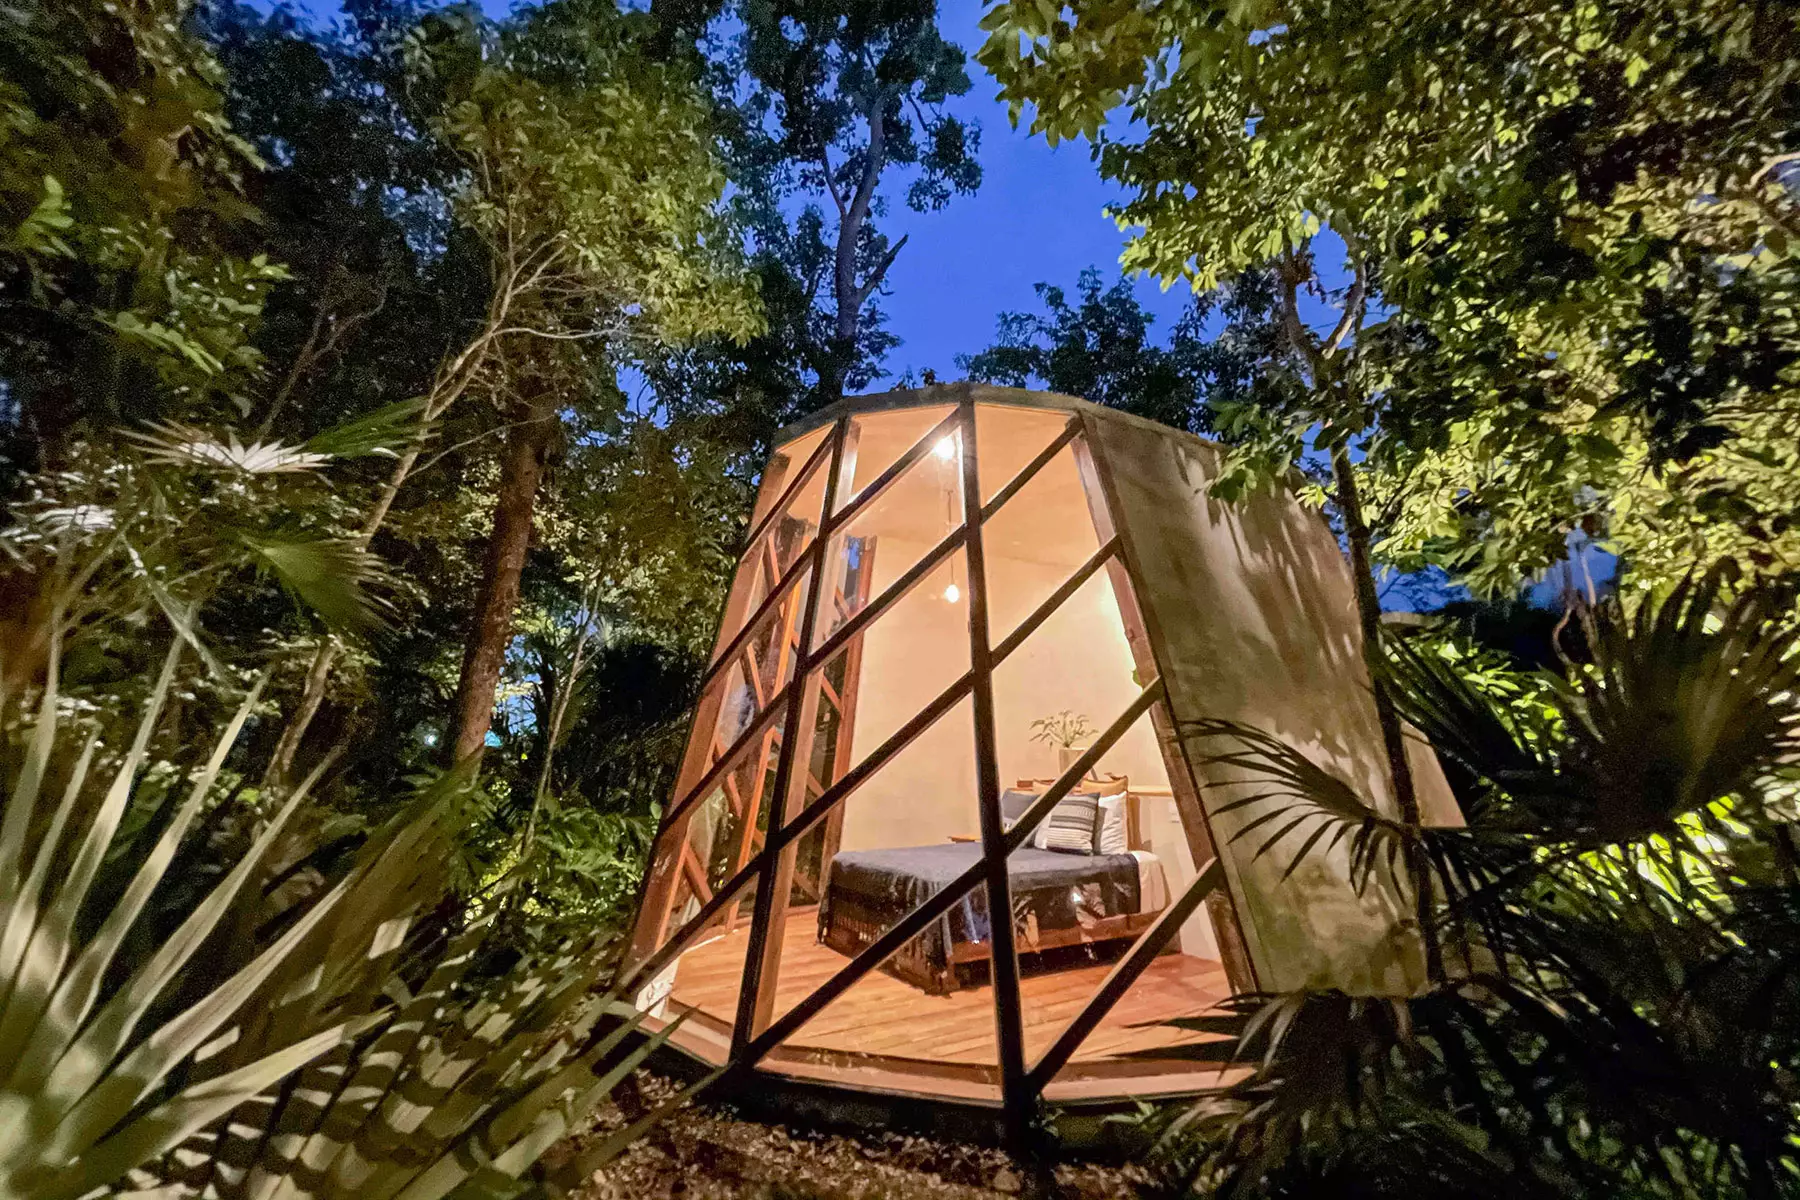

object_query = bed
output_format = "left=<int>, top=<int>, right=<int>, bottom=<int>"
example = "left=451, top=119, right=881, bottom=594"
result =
left=817, top=833, right=1168, bottom=995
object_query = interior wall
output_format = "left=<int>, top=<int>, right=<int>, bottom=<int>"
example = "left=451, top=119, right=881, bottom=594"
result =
left=836, top=544, right=1177, bottom=854
left=985, top=552, right=1166, bottom=791
left=838, top=535, right=977, bottom=851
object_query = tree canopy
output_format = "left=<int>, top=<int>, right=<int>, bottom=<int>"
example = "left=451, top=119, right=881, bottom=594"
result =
left=958, top=265, right=1283, bottom=435
left=979, top=0, right=1800, bottom=598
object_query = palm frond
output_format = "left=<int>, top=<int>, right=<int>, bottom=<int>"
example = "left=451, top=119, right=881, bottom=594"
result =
left=303, top=397, right=431, bottom=460
left=127, top=421, right=333, bottom=474
left=242, top=535, right=393, bottom=632
left=1557, top=566, right=1800, bottom=844
left=1185, top=717, right=1412, bottom=894
left=1377, top=636, right=1555, bottom=826
left=0, top=655, right=363, bottom=1199
left=0, top=650, right=700, bottom=1199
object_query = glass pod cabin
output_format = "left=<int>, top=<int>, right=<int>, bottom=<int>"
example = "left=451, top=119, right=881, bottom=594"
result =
left=619, top=384, right=1459, bottom=1113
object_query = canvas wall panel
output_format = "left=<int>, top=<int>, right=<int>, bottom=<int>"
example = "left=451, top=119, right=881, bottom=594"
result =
left=1085, top=413, right=1459, bottom=994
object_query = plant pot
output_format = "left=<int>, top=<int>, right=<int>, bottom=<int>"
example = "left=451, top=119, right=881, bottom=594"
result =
left=1057, top=744, right=1093, bottom=777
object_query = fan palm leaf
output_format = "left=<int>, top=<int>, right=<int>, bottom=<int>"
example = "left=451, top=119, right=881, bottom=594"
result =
left=0, top=650, right=372, bottom=1200
left=1554, top=568, right=1800, bottom=845
left=0, top=648, right=703, bottom=1200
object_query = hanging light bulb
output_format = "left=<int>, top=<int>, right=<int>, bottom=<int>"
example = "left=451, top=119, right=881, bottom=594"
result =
left=933, top=434, right=957, bottom=460
left=943, top=582, right=961, bottom=604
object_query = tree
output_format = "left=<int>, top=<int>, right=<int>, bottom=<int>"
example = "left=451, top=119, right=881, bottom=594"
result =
left=729, top=0, right=982, bottom=402
left=0, top=0, right=285, bottom=474
left=978, top=0, right=1800, bottom=601
left=410, top=0, right=761, bottom=764
left=959, top=265, right=1282, bottom=435
left=215, top=0, right=759, bottom=783
left=630, top=1, right=983, bottom=489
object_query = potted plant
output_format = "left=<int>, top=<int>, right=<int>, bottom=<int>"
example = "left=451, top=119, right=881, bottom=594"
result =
left=1029, top=710, right=1097, bottom=775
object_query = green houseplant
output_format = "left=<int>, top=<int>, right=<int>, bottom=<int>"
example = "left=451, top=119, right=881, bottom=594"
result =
left=1030, top=710, right=1098, bottom=776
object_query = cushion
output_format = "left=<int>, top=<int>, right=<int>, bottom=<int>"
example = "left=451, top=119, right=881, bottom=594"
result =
left=1031, top=792, right=1101, bottom=855
left=1000, top=788, right=1038, bottom=830
left=1094, top=792, right=1130, bottom=855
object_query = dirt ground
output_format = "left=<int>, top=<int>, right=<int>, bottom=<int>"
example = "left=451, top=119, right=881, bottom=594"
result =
left=562, top=1075, right=1161, bottom=1200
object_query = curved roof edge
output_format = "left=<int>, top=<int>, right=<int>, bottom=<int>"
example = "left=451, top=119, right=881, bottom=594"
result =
left=771, top=381, right=1226, bottom=454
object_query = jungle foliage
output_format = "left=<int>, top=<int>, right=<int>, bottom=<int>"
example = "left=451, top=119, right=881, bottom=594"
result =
left=980, top=0, right=1800, bottom=600
left=0, top=0, right=980, bottom=1188
left=1150, top=571, right=1800, bottom=1199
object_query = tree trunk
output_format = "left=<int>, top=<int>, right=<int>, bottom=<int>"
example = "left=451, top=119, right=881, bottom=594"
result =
left=1331, top=448, right=1418, bottom=824
left=446, top=398, right=557, bottom=765
left=260, top=306, right=509, bottom=788
left=821, top=91, right=891, bottom=402
left=1331, top=447, right=1440, bottom=980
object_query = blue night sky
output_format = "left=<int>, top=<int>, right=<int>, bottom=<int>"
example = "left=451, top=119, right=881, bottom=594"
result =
left=870, top=1, right=1194, bottom=382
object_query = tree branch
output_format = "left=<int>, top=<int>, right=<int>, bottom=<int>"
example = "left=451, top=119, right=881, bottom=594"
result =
left=852, top=232, right=909, bottom=310
left=1323, top=235, right=1369, bottom=357
left=1276, top=248, right=1326, bottom=385
left=820, top=145, right=846, bottom=218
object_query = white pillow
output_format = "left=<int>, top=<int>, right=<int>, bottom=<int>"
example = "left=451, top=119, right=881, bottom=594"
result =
left=1094, top=792, right=1130, bottom=855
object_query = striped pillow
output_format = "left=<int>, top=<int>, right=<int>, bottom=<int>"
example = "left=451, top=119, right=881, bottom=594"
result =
left=1031, top=792, right=1100, bottom=855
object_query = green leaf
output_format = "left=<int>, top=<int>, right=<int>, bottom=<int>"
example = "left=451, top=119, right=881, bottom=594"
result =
left=303, top=397, right=431, bottom=459
left=242, top=535, right=391, bottom=631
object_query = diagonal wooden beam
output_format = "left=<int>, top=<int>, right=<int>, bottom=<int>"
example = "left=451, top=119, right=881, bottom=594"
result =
left=1025, top=858, right=1225, bottom=1088
left=660, top=696, right=790, bottom=836
left=698, top=548, right=816, bottom=698
left=977, top=417, right=1080, bottom=522
left=742, top=860, right=991, bottom=1062
left=738, top=428, right=835, bottom=559
left=678, top=842, right=713, bottom=904
left=616, top=862, right=763, bottom=995
left=809, top=524, right=966, bottom=669
left=989, top=535, right=1122, bottom=664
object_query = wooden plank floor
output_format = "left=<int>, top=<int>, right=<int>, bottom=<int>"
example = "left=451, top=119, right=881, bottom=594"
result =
left=668, top=908, right=1232, bottom=1065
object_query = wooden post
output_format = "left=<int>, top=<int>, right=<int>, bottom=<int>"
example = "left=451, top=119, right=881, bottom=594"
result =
left=959, top=400, right=1032, bottom=1145
left=733, top=420, right=848, bottom=1051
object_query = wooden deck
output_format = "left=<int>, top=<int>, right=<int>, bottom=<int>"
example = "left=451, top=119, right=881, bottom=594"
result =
left=665, top=907, right=1232, bottom=1066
